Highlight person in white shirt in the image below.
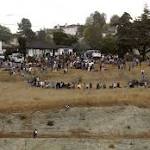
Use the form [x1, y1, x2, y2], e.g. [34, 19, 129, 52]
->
[33, 129, 38, 138]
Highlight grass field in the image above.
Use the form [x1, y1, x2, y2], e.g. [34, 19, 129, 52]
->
[0, 63, 150, 112]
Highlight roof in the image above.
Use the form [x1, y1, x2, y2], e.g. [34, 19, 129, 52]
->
[26, 40, 56, 49]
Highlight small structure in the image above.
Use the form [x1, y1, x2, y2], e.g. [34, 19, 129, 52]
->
[26, 40, 56, 57]
[54, 24, 81, 36]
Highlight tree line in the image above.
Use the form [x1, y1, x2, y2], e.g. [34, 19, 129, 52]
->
[0, 5, 150, 59]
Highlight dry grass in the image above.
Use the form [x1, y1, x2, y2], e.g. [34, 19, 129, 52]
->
[0, 131, 150, 139]
[0, 63, 150, 112]
[0, 81, 150, 112]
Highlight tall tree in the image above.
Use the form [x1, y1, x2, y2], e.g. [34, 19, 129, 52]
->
[133, 5, 150, 60]
[117, 12, 133, 57]
[0, 25, 12, 42]
[83, 11, 106, 49]
[18, 18, 35, 40]
[18, 36, 27, 59]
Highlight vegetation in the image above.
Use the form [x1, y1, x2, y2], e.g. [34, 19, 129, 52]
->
[0, 25, 12, 42]
[0, 64, 150, 112]
[53, 30, 77, 46]
[0, 5, 150, 59]
[17, 18, 35, 40]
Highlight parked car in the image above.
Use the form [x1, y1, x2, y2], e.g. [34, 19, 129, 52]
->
[84, 50, 101, 59]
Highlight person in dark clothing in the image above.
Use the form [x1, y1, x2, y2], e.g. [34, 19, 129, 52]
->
[96, 83, 100, 89]
[89, 83, 92, 89]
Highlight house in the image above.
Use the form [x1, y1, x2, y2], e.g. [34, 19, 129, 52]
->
[26, 40, 56, 57]
[54, 24, 81, 36]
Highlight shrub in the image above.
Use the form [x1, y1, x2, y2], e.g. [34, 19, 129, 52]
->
[109, 144, 115, 149]
[47, 121, 54, 126]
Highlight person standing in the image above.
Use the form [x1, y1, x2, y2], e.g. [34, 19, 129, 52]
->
[141, 69, 145, 80]
[33, 129, 38, 138]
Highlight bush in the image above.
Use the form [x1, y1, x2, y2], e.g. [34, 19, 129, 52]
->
[109, 144, 115, 149]
[19, 115, 27, 120]
[47, 121, 54, 126]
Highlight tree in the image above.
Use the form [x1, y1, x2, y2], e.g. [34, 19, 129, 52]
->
[18, 36, 27, 59]
[53, 30, 77, 46]
[0, 25, 12, 42]
[83, 11, 106, 49]
[73, 38, 91, 54]
[18, 18, 35, 40]
[36, 28, 54, 44]
[133, 5, 150, 60]
[116, 12, 133, 57]
[76, 25, 85, 38]
[101, 35, 117, 54]
[110, 15, 120, 26]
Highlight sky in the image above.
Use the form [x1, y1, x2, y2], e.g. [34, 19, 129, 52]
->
[0, 0, 150, 33]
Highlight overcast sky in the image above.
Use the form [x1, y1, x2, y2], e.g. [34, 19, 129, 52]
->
[0, 0, 150, 33]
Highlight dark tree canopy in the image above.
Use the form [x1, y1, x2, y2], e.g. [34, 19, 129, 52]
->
[133, 6, 150, 60]
[116, 12, 133, 57]
[36, 29, 54, 44]
[53, 30, 77, 46]
[18, 36, 27, 58]
[0, 25, 12, 42]
[18, 18, 35, 40]
[110, 15, 120, 26]
[18, 18, 32, 31]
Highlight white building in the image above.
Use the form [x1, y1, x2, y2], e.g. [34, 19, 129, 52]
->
[57, 48, 73, 55]
[55, 24, 81, 36]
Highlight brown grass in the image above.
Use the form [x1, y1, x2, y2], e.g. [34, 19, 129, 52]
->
[0, 131, 150, 139]
[0, 63, 150, 113]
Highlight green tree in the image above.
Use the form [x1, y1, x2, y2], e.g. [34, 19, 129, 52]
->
[117, 12, 133, 57]
[133, 5, 150, 60]
[73, 38, 91, 54]
[18, 18, 35, 40]
[76, 25, 85, 38]
[18, 36, 27, 59]
[53, 30, 77, 46]
[0, 25, 12, 42]
[110, 15, 120, 26]
[36, 29, 54, 44]
[83, 11, 106, 49]
[101, 35, 117, 54]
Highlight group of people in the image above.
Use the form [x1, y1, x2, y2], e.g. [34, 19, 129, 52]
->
[28, 76, 124, 90]
[0, 52, 149, 90]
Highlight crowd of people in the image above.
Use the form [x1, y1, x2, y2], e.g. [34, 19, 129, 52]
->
[28, 76, 150, 89]
[0, 52, 150, 89]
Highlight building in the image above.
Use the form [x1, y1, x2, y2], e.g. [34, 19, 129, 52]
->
[26, 40, 55, 57]
[54, 24, 81, 36]
[57, 47, 73, 55]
